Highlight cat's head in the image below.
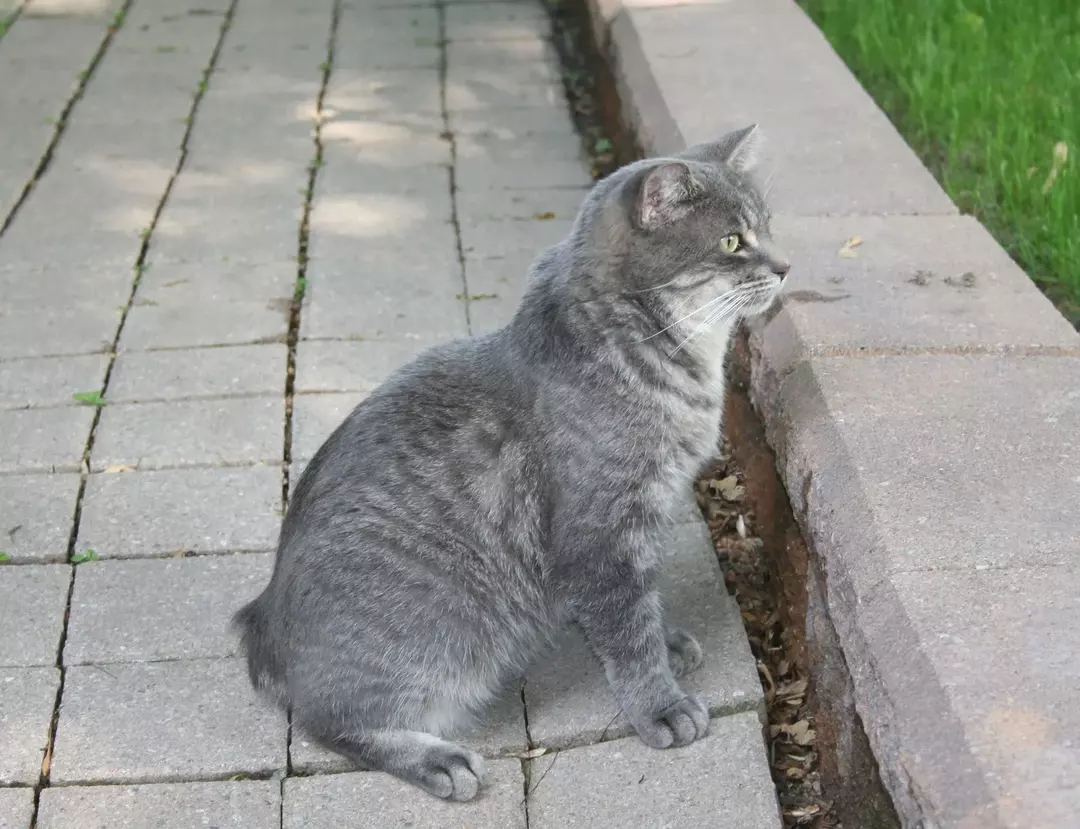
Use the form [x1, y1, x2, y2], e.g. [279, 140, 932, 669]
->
[576, 125, 788, 343]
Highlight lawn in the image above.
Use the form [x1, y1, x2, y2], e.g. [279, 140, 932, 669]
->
[800, 0, 1080, 324]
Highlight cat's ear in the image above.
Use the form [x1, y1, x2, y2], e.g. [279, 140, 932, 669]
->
[637, 162, 699, 229]
[680, 124, 763, 174]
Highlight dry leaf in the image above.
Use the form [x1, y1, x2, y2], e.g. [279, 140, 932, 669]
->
[532, 211, 557, 220]
[736, 514, 747, 538]
[518, 747, 549, 760]
[837, 236, 863, 258]
[104, 464, 136, 473]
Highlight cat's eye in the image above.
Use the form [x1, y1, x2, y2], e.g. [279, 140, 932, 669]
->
[720, 234, 741, 253]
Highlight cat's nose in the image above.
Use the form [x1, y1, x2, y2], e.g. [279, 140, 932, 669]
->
[772, 259, 790, 279]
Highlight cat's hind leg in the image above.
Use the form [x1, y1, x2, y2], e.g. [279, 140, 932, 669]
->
[320, 729, 487, 802]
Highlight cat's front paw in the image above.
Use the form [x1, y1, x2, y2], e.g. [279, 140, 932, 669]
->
[666, 627, 703, 677]
[630, 694, 709, 749]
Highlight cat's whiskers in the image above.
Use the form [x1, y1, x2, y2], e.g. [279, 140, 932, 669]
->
[669, 291, 754, 357]
[634, 289, 739, 344]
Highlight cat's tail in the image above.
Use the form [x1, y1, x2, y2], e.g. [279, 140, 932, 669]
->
[232, 598, 289, 706]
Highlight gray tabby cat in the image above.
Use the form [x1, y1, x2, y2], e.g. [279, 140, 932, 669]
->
[235, 125, 789, 802]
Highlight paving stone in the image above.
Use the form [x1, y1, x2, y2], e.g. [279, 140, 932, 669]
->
[462, 254, 535, 335]
[303, 264, 468, 342]
[852, 567, 1080, 829]
[460, 217, 573, 260]
[320, 112, 449, 168]
[752, 215, 1080, 368]
[446, 80, 566, 113]
[291, 687, 528, 774]
[325, 68, 442, 115]
[526, 522, 762, 748]
[90, 397, 284, 472]
[0, 261, 133, 310]
[445, 2, 550, 41]
[0, 565, 70, 668]
[308, 181, 454, 253]
[0, 788, 33, 829]
[757, 355, 1080, 594]
[108, 344, 287, 403]
[0, 406, 94, 474]
[78, 466, 281, 558]
[291, 392, 368, 461]
[456, 186, 589, 222]
[455, 124, 583, 165]
[451, 103, 580, 141]
[447, 40, 560, 84]
[456, 159, 591, 191]
[283, 759, 526, 828]
[294, 339, 441, 394]
[52, 659, 287, 784]
[121, 300, 290, 351]
[0, 304, 121, 360]
[0, 666, 60, 785]
[137, 258, 297, 305]
[526, 711, 780, 829]
[0, 354, 110, 410]
[0, 473, 79, 563]
[65, 554, 273, 664]
[36, 780, 280, 829]
[332, 7, 440, 71]
[621, 2, 954, 216]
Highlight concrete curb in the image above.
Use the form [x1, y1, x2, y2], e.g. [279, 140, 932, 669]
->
[584, 1, 1080, 827]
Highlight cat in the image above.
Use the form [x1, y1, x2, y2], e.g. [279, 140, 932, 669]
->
[234, 124, 789, 802]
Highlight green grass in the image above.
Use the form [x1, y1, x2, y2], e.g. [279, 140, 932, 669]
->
[801, 0, 1080, 323]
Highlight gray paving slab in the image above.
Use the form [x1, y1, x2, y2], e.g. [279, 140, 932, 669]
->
[0, 305, 121, 360]
[137, 258, 297, 304]
[303, 264, 468, 342]
[291, 392, 368, 461]
[758, 355, 1080, 596]
[0, 260, 133, 310]
[294, 339, 441, 394]
[0, 565, 69, 668]
[446, 33, 559, 69]
[526, 711, 781, 829]
[460, 216, 573, 259]
[320, 113, 450, 168]
[0, 5, 121, 220]
[0, 666, 60, 785]
[65, 554, 273, 664]
[526, 521, 762, 748]
[120, 299, 291, 351]
[455, 158, 591, 191]
[445, 2, 550, 41]
[283, 759, 526, 828]
[446, 79, 566, 113]
[108, 344, 287, 403]
[0, 354, 110, 410]
[89, 397, 284, 472]
[751, 215, 1080, 369]
[0, 473, 80, 563]
[853, 567, 1080, 829]
[331, 16, 440, 72]
[324, 67, 442, 115]
[455, 186, 589, 222]
[36, 780, 280, 829]
[291, 688, 528, 774]
[0, 406, 94, 474]
[462, 253, 536, 334]
[0, 788, 34, 829]
[454, 125, 583, 165]
[448, 54, 561, 88]
[52, 658, 286, 784]
[451, 102, 581, 140]
[313, 143, 452, 206]
[77, 466, 281, 558]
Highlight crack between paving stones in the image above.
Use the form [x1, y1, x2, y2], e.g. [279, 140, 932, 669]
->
[434, 0, 472, 335]
[25, 4, 241, 826]
[279, 0, 344, 801]
[0, 0, 136, 241]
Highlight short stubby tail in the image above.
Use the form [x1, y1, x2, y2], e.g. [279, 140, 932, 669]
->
[232, 598, 288, 705]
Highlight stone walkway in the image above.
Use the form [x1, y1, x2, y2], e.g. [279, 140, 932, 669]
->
[0, 0, 780, 826]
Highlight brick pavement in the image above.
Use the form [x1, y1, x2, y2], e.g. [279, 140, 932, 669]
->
[0, 0, 780, 825]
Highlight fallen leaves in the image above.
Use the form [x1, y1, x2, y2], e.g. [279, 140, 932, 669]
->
[836, 236, 863, 259]
[698, 444, 838, 828]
